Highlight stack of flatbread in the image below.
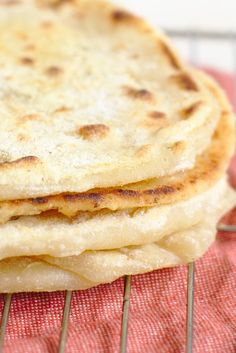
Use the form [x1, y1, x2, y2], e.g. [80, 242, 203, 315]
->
[0, 0, 235, 292]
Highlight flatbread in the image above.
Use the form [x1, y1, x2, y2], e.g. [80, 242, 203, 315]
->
[0, 0, 221, 199]
[0, 180, 233, 293]
[0, 207, 230, 293]
[0, 98, 233, 220]
[0, 71, 234, 222]
[0, 178, 234, 261]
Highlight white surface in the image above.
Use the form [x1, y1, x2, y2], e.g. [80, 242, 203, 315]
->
[114, 0, 236, 72]
[115, 0, 236, 31]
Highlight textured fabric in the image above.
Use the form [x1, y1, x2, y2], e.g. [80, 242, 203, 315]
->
[0, 70, 235, 353]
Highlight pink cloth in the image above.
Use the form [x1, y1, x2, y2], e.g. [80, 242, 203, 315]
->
[0, 70, 235, 353]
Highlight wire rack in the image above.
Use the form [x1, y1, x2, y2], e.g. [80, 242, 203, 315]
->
[0, 29, 236, 353]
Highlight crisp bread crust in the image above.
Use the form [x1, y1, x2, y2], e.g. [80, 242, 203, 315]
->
[0, 181, 235, 292]
[0, 0, 222, 199]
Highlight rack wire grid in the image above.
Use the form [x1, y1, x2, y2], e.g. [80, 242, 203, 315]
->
[0, 28, 236, 353]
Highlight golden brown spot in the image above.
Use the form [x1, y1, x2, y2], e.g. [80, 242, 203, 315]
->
[144, 185, 175, 196]
[18, 114, 42, 126]
[38, 210, 61, 219]
[45, 66, 63, 77]
[123, 86, 154, 102]
[180, 101, 203, 120]
[0, 0, 20, 6]
[24, 44, 36, 51]
[149, 111, 166, 119]
[78, 124, 110, 140]
[170, 72, 198, 91]
[159, 41, 181, 70]
[5, 75, 13, 81]
[16, 32, 29, 40]
[63, 192, 103, 203]
[0, 156, 39, 168]
[17, 133, 29, 142]
[31, 197, 49, 205]
[112, 9, 138, 22]
[42, 0, 72, 8]
[53, 106, 72, 114]
[213, 129, 219, 139]
[15, 156, 39, 164]
[144, 120, 168, 131]
[112, 43, 126, 51]
[41, 21, 54, 29]
[143, 111, 168, 130]
[222, 110, 230, 117]
[131, 53, 139, 59]
[115, 189, 139, 197]
[168, 141, 186, 153]
[20, 57, 34, 66]
[135, 145, 151, 158]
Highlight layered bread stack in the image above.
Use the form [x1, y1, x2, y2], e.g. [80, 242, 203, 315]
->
[0, 0, 235, 292]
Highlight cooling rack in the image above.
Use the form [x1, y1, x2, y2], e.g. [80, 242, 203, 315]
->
[0, 29, 236, 353]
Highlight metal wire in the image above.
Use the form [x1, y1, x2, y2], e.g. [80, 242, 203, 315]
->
[217, 224, 236, 232]
[120, 275, 132, 353]
[165, 29, 236, 40]
[58, 291, 73, 353]
[0, 294, 12, 353]
[186, 263, 195, 353]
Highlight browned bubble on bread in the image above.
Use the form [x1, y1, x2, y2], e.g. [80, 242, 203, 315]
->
[123, 86, 155, 102]
[168, 141, 186, 153]
[77, 124, 110, 140]
[0, 156, 40, 170]
[111, 9, 140, 23]
[17, 114, 43, 126]
[20, 57, 35, 66]
[148, 111, 166, 119]
[170, 72, 199, 91]
[45, 66, 63, 77]
[0, 0, 21, 6]
[180, 101, 203, 120]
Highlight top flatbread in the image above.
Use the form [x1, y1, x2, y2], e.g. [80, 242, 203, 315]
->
[0, 0, 221, 199]
[0, 70, 234, 222]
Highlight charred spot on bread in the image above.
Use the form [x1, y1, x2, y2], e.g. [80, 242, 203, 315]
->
[63, 192, 103, 203]
[114, 189, 139, 197]
[111, 9, 138, 23]
[144, 185, 175, 196]
[17, 133, 29, 142]
[20, 57, 35, 66]
[0, 156, 40, 168]
[45, 66, 63, 77]
[53, 106, 72, 114]
[0, 0, 21, 6]
[18, 114, 42, 126]
[78, 124, 110, 140]
[123, 86, 154, 101]
[31, 197, 49, 204]
[168, 141, 186, 153]
[39, 0, 72, 9]
[180, 101, 203, 119]
[170, 72, 199, 91]
[148, 111, 166, 119]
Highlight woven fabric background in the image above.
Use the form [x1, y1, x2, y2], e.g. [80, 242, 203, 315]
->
[0, 70, 235, 353]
